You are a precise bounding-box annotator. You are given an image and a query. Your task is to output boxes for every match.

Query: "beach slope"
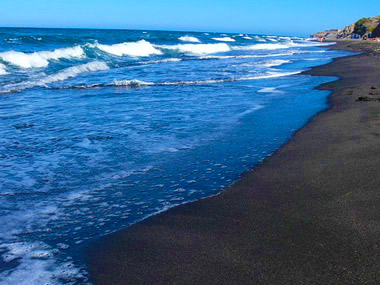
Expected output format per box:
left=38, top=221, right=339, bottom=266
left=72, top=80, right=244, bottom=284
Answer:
left=87, top=42, right=380, bottom=284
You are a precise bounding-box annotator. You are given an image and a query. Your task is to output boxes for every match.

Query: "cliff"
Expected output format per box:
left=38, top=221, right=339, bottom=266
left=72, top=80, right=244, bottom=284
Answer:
left=312, top=16, right=380, bottom=39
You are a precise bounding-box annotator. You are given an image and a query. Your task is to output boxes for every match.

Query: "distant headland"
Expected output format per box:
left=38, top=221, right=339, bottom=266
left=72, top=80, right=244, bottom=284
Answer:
left=312, top=16, right=380, bottom=40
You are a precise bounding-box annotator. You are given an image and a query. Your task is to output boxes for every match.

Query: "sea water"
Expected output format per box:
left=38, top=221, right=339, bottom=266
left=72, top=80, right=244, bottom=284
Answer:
left=0, top=28, right=351, bottom=284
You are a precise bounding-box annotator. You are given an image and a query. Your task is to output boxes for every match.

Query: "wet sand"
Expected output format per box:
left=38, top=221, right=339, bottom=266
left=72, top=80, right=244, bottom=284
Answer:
left=87, top=41, right=380, bottom=284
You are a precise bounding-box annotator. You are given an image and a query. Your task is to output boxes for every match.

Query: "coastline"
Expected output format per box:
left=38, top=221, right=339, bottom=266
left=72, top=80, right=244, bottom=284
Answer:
left=86, top=41, right=380, bottom=284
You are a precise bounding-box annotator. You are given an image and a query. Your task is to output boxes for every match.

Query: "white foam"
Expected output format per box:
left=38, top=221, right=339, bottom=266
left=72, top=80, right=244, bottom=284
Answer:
left=246, top=71, right=301, bottom=80
left=141, top=58, right=182, bottom=65
left=212, top=37, right=235, bottom=42
left=148, top=71, right=302, bottom=86
left=243, top=36, right=253, bottom=40
left=178, top=36, right=200, bottom=43
left=41, top=61, right=109, bottom=84
left=111, top=79, right=154, bottom=87
left=199, top=52, right=294, bottom=60
left=159, top=43, right=230, bottom=54
left=0, top=46, right=85, bottom=68
left=94, top=40, right=162, bottom=57
left=260, top=59, right=291, bottom=68
left=0, top=241, right=85, bottom=284
left=0, top=61, right=108, bottom=94
left=234, top=43, right=291, bottom=50
left=0, top=63, right=8, bottom=75
left=257, top=87, right=284, bottom=93
left=62, top=70, right=302, bottom=91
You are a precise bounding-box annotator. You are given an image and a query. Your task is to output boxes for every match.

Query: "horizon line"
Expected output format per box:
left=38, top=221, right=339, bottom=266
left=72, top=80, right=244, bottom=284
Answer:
left=0, top=25, right=304, bottom=38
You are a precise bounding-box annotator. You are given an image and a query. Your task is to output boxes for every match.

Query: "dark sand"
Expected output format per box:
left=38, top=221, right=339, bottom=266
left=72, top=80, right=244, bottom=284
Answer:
left=87, top=41, right=380, bottom=284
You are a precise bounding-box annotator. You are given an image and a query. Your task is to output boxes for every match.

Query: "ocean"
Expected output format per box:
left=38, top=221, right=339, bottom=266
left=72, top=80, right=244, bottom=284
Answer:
left=0, top=28, right=350, bottom=284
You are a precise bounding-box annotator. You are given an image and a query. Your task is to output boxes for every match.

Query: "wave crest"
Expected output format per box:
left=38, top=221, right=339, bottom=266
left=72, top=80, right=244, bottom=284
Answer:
left=178, top=36, right=200, bottom=43
left=0, top=46, right=85, bottom=68
left=235, top=43, right=291, bottom=50
left=93, top=40, right=162, bottom=57
left=0, top=63, right=8, bottom=75
left=54, top=71, right=302, bottom=91
left=41, top=61, right=109, bottom=84
left=111, top=79, right=153, bottom=87
left=212, top=37, right=235, bottom=42
left=159, top=43, right=230, bottom=55
left=0, top=61, right=109, bottom=94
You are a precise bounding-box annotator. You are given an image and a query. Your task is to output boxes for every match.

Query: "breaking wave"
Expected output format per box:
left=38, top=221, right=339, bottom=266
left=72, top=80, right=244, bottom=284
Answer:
left=52, top=71, right=302, bottom=91
left=178, top=36, right=200, bottom=43
left=212, top=37, right=235, bottom=42
left=0, top=61, right=109, bottom=94
left=0, top=63, right=8, bottom=75
left=235, top=43, right=292, bottom=50
left=199, top=52, right=295, bottom=60
left=158, top=43, right=230, bottom=54
left=40, top=61, right=109, bottom=84
left=0, top=46, right=85, bottom=68
left=260, top=59, right=291, bottom=67
left=91, top=40, right=162, bottom=57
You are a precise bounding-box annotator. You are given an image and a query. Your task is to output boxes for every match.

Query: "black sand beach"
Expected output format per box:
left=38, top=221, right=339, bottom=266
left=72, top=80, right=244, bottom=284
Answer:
left=87, top=41, right=380, bottom=284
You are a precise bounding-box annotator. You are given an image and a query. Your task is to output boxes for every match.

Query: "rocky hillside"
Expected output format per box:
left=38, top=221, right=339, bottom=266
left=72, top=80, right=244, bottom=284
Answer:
left=312, top=16, right=380, bottom=39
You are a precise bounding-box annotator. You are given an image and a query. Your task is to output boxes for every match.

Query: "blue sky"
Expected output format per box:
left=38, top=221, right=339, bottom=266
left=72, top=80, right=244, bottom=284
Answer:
left=1, top=0, right=380, bottom=36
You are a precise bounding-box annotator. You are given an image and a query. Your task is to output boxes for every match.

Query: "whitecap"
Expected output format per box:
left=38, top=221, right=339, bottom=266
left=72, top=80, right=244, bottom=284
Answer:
left=0, top=46, right=85, bottom=68
left=93, top=40, right=162, bottom=57
left=158, top=43, right=230, bottom=55
left=199, top=52, right=294, bottom=60
left=0, top=63, right=8, bottom=75
left=117, top=71, right=302, bottom=87
left=0, top=61, right=108, bottom=94
left=212, top=37, right=235, bottom=42
left=233, top=43, right=291, bottom=50
left=111, top=79, right=154, bottom=87
left=46, top=71, right=303, bottom=91
left=178, top=36, right=200, bottom=43
left=259, top=59, right=291, bottom=68
left=40, top=61, right=109, bottom=84
left=140, top=58, right=182, bottom=65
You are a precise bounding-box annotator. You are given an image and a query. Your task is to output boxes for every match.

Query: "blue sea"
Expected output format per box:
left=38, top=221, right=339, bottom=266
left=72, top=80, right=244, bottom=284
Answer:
left=0, top=28, right=350, bottom=284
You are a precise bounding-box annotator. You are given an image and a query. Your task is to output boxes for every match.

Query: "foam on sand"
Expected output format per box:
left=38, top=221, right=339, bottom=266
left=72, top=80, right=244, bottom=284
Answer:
left=178, top=36, right=200, bottom=43
left=93, top=40, right=162, bottom=57
left=159, top=43, right=230, bottom=55
left=212, top=37, right=236, bottom=42
left=0, top=46, right=85, bottom=68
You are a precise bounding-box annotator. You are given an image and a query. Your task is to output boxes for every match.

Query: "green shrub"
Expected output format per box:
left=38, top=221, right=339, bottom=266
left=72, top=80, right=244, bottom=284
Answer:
left=354, top=18, right=369, bottom=35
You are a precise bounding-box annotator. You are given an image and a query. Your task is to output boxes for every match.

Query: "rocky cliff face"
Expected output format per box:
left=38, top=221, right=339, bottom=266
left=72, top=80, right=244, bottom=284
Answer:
left=312, top=16, right=380, bottom=39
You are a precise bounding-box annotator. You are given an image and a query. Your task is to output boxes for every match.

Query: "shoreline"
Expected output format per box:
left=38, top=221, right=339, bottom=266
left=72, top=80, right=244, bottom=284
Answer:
left=86, top=41, right=380, bottom=284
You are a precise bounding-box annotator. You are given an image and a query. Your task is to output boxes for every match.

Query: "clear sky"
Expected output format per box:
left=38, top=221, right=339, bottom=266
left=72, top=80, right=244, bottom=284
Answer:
left=1, top=0, right=380, bottom=36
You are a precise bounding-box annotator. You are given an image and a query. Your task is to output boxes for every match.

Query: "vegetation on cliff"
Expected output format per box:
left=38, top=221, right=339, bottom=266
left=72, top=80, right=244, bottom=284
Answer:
left=312, top=15, right=380, bottom=39
left=353, top=16, right=380, bottom=36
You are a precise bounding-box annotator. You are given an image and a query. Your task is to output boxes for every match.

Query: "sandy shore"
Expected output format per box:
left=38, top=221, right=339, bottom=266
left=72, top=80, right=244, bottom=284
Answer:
left=86, top=41, right=380, bottom=284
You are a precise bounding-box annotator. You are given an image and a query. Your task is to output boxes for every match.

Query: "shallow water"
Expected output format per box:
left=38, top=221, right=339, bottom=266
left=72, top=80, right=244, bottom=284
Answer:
left=0, top=28, right=351, bottom=284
